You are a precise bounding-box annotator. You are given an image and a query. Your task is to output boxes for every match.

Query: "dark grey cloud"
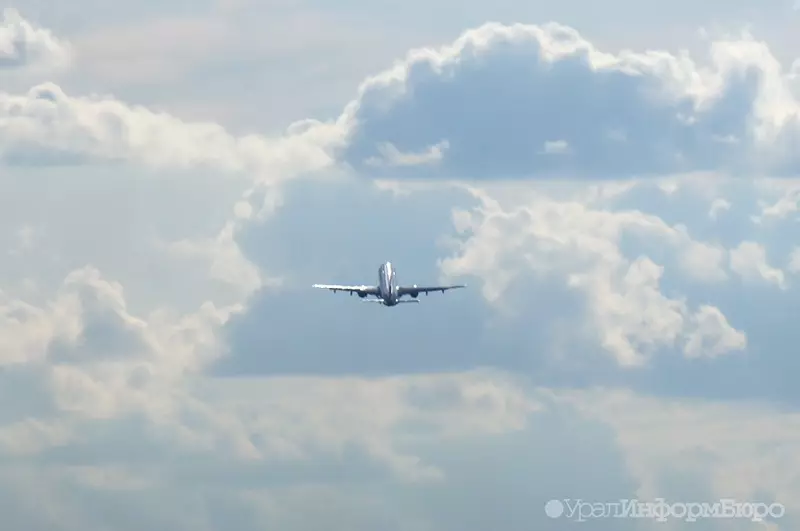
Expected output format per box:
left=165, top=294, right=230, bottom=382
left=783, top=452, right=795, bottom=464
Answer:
left=220, top=176, right=800, bottom=414
left=218, top=177, right=591, bottom=377
left=0, top=392, right=659, bottom=531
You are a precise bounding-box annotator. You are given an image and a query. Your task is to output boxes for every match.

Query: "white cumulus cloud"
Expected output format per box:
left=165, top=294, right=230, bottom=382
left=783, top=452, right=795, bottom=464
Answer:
left=729, top=241, right=786, bottom=288
left=439, top=184, right=743, bottom=365
left=0, top=8, right=71, bottom=72
left=0, top=83, right=340, bottom=186
left=336, top=22, right=800, bottom=180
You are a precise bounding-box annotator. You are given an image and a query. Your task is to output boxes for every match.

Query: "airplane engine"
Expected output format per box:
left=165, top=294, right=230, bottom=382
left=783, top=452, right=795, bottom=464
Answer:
left=410, top=285, right=418, bottom=298
left=358, top=292, right=367, bottom=298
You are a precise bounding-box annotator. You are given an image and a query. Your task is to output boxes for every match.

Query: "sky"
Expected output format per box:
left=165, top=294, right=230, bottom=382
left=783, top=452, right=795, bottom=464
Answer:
left=2, top=1, right=800, bottom=530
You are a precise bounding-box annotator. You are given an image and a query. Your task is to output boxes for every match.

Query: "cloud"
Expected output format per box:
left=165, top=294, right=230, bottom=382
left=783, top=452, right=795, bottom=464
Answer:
left=53, top=0, right=399, bottom=131
left=0, top=82, right=340, bottom=188
left=559, top=388, right=800, bottom=526
left=364, top=139, right=449, bottom=168
left=709, top=197, right=731, bottom=219
left=437, top=184, right=744, bottom=366
left=729, top=241, right=786, bottom=288
left=752, top=179, right=800, bottom=223
left=789, top=247, right=800, bottom=272
left=0, top=8, right=71, bottom=72
left=223, top=171, right=800, bottom=413
left=0, top=11, right=340, bottom=186
left=337, top=22, right=800, bottom=180
left=0, top=370, right=798, bottom=530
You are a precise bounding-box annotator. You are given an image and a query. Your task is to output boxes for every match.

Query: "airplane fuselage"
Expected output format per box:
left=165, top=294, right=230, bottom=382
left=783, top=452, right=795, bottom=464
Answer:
left=378, top=261, right=399, bottom=306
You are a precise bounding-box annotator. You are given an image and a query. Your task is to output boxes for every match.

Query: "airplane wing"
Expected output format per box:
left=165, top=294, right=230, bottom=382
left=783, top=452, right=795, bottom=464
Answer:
left=312, top=284, right=380, bottom=297
left=397, top=284, right=466, bottom=297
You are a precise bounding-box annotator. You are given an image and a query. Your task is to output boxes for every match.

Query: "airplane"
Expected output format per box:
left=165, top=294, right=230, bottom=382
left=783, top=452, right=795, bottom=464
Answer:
left=312, top=261, right=466, bottom=306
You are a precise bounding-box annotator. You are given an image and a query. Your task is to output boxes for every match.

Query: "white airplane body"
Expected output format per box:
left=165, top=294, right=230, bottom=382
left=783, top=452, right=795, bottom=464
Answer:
left=313, top=262, right=465, bottom=306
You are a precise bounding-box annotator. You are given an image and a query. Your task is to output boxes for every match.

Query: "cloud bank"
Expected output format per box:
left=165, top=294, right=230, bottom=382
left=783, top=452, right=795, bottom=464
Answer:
left=339, top=22, right=800, bottom=180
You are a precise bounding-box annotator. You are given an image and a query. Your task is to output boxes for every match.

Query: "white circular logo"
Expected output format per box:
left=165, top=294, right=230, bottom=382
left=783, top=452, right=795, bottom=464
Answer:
left=545, top=499, right=564, bottom=518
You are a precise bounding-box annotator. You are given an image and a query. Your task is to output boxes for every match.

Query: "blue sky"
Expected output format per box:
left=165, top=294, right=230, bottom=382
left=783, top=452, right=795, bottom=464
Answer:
left=2, top=3, right=800, bottom=530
